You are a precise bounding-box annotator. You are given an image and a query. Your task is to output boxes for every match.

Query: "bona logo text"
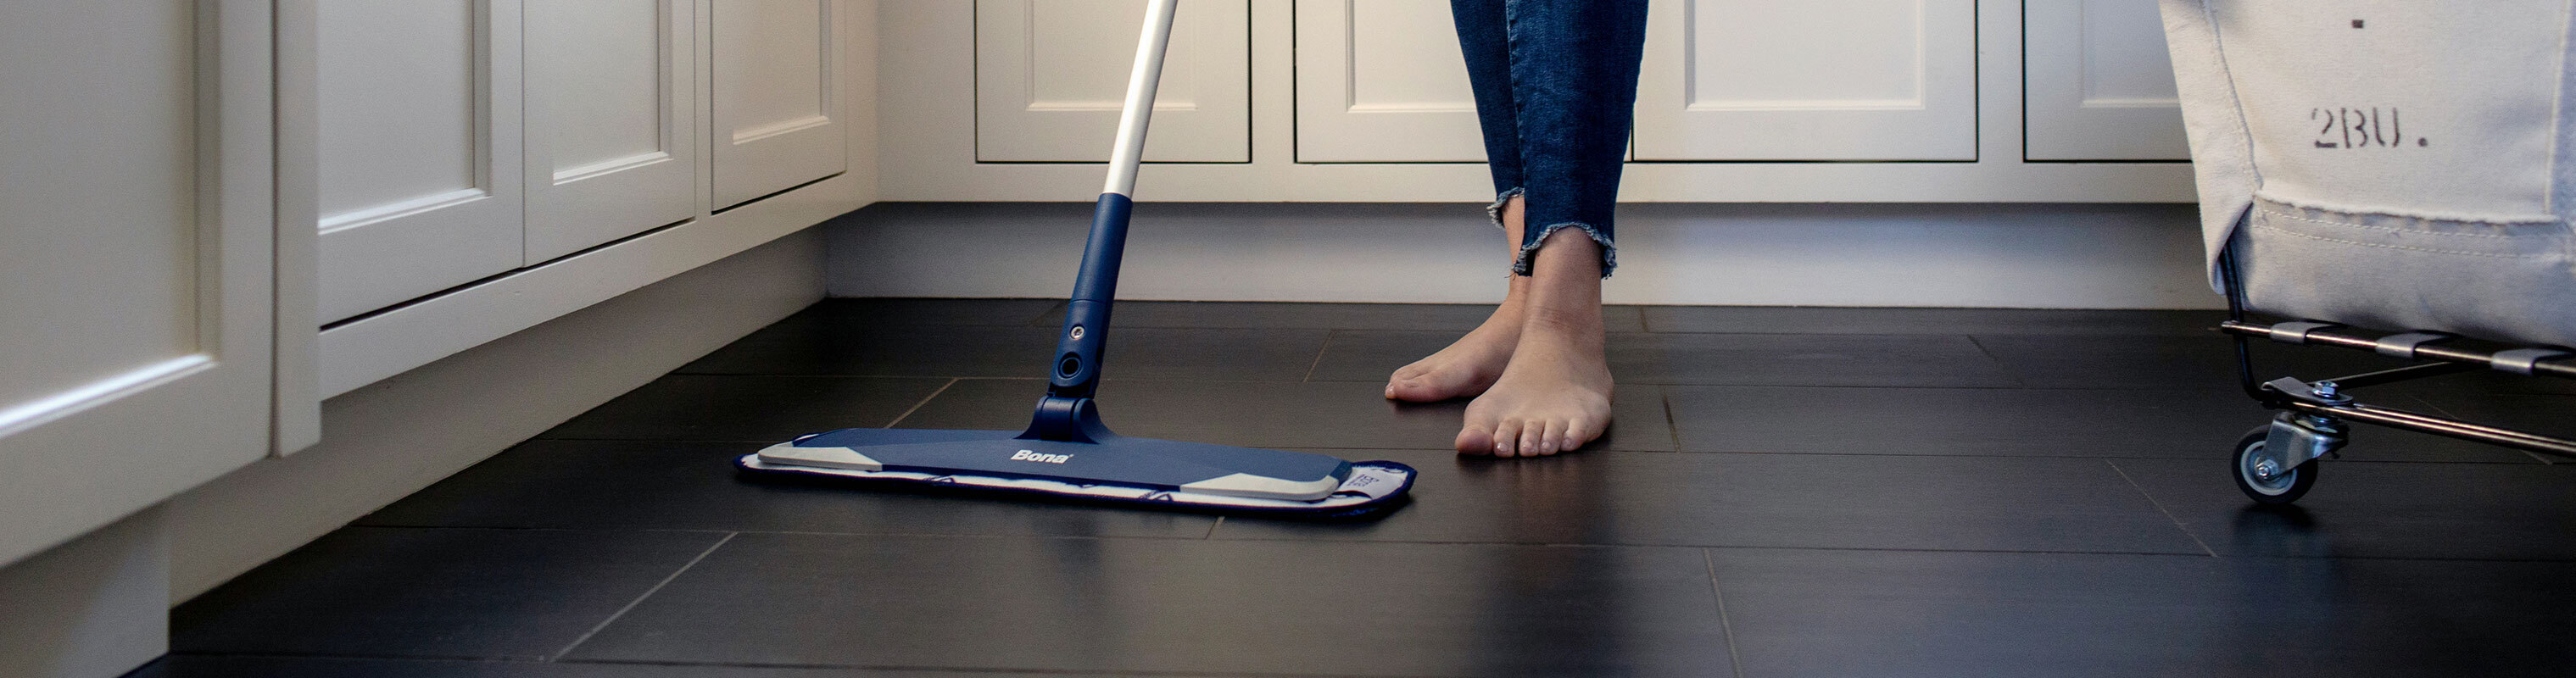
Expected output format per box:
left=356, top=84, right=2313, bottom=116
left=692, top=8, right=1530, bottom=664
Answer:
left=1010, top=449, right=1072, bottom=464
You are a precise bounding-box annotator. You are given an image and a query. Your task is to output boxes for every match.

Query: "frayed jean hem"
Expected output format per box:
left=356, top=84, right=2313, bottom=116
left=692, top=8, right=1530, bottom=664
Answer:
left=1512, top=221, right=1616, bottom=279
left=1486, top=187, right=1525, bottom=228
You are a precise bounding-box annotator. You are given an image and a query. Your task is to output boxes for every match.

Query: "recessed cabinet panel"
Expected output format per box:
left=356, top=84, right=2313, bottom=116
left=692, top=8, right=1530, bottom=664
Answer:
left=975, top=0, right=1250, bottom=163
left=1633, top=0, right=1977, bottom=161
left=525, top=0, right=700, bottom=262
left=315, top=0, right=525, bottom=323
left=711, top=0, right=845, bottom=208
left=2024, top=0, right=2187, bottom=160
left=1, top=0, right=274, bottom=566
left=1294, top=0, right=1484, bottom=163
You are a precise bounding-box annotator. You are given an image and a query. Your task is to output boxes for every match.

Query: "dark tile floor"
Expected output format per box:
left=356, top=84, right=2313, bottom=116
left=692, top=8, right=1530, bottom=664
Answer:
left=142, top=299, right=2576, bottom=677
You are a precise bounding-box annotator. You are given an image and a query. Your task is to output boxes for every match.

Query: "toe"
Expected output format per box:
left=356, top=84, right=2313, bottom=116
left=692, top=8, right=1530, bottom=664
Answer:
left=1536, top=420, right=1565, bottom=456
left=1457, top=399, right=1500, bottom=454
left=1492, top=418, right=1525, bottom=458
left=1453, top=425, right=1494, bottom=455
left=1565, top=416, right=1604, bottom=452
left=1388, top=377, right=1447, bottom=403
left=1386, top=362, right=1430, bottom=399
left=1389, top=364, right=1473, bottom=403
left=1518, top=420, right=1547, bottom=458
left=1455, top=405, right=1497, bottom=455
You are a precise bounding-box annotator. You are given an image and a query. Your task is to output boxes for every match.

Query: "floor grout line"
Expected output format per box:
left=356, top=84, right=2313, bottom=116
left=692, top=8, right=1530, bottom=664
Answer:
left=1660, top=389, right=1685, bottom=451
left=615, top=370, right=2367, bottom=393
left=320, top=525, right=2576, bottom=564
left=174, top=650, right=1406, bottom=678
left=1205, top=516, right=1224, bottom=540
left=1302, top=331, right=1336, bottom=383
left=1960, top=334, right=2033, bottom=388
left=1703, top=548, right=1748, bottom=678
left=883, top=378, right=961, bottom=429
left=502, top=441, right=2555, bottom=469
left=551, top=531, right=737, bottom=660
left=2105, top=459, right=2219, bottom=558
left=555, top=655, right=1429, bottom=677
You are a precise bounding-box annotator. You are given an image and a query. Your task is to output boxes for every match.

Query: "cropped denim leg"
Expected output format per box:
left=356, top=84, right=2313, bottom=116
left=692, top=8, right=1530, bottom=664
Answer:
left=1449, top=0, right=1648, bottom=279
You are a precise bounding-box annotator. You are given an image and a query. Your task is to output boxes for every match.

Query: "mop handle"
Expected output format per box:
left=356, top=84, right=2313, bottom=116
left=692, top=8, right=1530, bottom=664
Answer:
left=1040, top=0, right=1181, bottom=408
left=1102, top=0, right=1179, bottom=197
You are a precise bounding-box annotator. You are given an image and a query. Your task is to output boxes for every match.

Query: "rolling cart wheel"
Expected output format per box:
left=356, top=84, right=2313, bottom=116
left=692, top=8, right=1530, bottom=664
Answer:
left=2232, top=425, right=2317, bottom=504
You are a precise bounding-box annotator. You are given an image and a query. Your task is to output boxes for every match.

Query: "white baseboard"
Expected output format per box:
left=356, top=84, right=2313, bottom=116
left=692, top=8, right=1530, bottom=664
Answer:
left=0, top=508, right=166, bottom=678
left=827, top=202, right=2222, bottom=309
left=167, top=229, right=826, bottom=603
left=318, top=174, right=867, bottom=399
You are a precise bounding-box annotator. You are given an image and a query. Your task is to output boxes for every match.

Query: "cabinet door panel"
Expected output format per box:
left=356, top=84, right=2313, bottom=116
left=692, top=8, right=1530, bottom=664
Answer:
left=525, top=0, right=699, bottom=262
left=2024, top=0, right=2186, bottom=160
left=315, top=0, right=524, bottom=323
left=1633, top=0, right=1977, bottom=161
left=1294, top=0, right=1483, bottom=163
left=975, top=0, right=1250, bottom=163
left=711, top=0, right=845, bottom=208
left=0, top=0, right=273, bottom=566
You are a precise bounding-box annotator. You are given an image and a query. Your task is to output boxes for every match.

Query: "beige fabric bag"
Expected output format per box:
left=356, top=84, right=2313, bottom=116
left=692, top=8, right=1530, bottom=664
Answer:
left=2161, top=1, right=2576, bottom=347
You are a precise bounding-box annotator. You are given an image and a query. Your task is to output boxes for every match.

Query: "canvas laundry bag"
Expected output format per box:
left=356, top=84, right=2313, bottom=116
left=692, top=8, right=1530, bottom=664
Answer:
left=2161, top=1, right=2576, bottom=347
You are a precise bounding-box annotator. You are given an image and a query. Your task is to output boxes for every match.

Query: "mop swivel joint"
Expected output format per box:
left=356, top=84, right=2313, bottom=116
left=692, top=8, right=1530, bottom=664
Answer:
left=1019, top=394, right=1117, bottom=444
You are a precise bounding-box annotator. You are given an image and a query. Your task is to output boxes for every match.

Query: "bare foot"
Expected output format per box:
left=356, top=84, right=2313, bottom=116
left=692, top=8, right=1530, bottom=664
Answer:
left=1387, top=196, right=1530, bottom=403
left=1385, top=297, right=1520, bottom=402
left=1456, top=230, right=1614, bottom=457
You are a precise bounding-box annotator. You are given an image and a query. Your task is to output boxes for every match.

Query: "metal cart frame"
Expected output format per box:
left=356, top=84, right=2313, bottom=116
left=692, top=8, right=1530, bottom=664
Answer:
left=2215, top=248, right=2576, bottom=503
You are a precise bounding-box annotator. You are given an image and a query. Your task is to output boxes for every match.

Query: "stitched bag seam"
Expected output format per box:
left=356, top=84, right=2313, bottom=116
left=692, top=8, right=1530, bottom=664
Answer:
left=2257, top=208, right=2565, bottom=240
left=2250, top=222, right=2553, bottom=258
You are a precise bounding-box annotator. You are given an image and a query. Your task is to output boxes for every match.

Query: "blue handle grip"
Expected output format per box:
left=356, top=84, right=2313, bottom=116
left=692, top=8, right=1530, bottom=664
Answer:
left=1046, top=192, right=1133, bottom=399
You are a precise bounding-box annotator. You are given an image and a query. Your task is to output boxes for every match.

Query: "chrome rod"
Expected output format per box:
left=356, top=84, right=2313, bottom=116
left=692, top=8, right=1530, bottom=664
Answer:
left=1101, top=0, right=1179, bottom=197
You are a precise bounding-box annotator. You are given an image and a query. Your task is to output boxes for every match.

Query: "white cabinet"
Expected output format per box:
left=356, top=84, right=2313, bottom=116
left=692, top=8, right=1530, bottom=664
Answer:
left=974, top=0, right=1250, bottom=163
left=0, top=0, right=277, bottom=566
left=315, top=0, right=526, bottom=323
left=2023, top=0, right=2187, bottom=161
left=1289, top=0, right=1982, bottom=164
left=881, top=0, right=2208, bottom=201
left=299, top=0, right=872, bottom=397
left=310, top=0, right=842, bottom=320
left=1632, top=0, right=1979, bottom=161
left=1293, top=0, right=1483, bottom=163
left=524, top=0, right=702, bottom=263
left=712, top=0, right=847, bottom=208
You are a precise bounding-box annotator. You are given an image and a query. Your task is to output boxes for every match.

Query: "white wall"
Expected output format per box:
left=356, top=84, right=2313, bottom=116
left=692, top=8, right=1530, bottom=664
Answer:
left=827, top=203, right=2221, bottom=309
left=168, top=228, right=825, bottom=603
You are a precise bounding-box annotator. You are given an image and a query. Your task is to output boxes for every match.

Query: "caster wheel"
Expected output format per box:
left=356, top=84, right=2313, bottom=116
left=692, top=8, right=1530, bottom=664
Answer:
left=2232, top=425, right=2317, bottom=504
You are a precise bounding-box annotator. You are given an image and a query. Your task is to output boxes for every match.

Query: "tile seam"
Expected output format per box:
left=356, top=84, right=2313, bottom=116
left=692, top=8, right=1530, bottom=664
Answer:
left=551, top=531, right=739, bottom=660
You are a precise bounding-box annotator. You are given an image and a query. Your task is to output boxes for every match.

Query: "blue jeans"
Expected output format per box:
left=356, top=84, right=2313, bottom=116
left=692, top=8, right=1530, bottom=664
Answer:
left=1451, top=0, right=1648, bottom=278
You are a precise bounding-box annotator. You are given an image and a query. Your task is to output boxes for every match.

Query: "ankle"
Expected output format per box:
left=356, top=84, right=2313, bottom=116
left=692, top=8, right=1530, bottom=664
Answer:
left=1520, top=302, right=1602, bottom=337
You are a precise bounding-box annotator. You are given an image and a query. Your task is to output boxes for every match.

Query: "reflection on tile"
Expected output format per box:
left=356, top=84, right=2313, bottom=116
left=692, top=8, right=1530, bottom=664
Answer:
left=1644, top=306, right=2226, bottom=336
left=172, top=528, right=725, bottom=659
left=895, top=378, right=1675, bottom=452
left=2116, top=458, right=2576, bottom=560
left=360, top=439, right=1218, bottom=538
left=681, top=323, right=1327, bottom=382
left=154, top=302, right=2576, bottom=676
left=567, top=533, right=1734, bottom=676
left=1036, top=300, right=1650, bottom=332
left=541, top=375, right=951, bottom=441
left=1664, top=385, right=2537, bottom=463
left=1217, top=450, right=2203, bottom=554
left=1309, top=331, right=2016, bottom=386
left=125, top=655, right=998, bottom=677
left=1712, top=547, right=2576, bottom=677
left=800, top=297, right=1062, bottom=326
left=1971, top=333, right=2387, bottom=389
